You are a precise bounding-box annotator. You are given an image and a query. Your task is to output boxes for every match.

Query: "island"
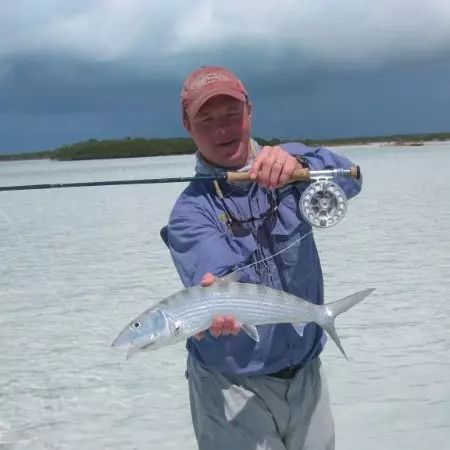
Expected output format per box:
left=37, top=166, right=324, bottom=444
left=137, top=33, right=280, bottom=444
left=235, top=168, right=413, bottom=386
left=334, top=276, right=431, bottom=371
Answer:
left=1, top=132, right=449, bottom=162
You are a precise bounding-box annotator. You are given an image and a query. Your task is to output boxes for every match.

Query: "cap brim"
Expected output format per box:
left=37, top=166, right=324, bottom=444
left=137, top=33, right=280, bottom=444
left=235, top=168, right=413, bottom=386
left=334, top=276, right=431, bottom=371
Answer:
left=186, top=87, right=246, bottom=117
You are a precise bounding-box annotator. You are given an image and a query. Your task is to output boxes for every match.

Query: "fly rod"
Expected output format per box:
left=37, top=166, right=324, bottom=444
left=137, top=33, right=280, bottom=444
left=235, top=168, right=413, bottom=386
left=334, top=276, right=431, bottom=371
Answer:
left=0, top=165, right=361, bottom=229
left=0, top=166, right=360, bottom=192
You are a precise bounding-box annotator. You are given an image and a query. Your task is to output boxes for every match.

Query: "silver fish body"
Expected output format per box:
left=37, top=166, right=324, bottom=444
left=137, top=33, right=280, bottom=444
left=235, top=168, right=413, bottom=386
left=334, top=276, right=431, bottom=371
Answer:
left=112, top=276, right=375, bottom=360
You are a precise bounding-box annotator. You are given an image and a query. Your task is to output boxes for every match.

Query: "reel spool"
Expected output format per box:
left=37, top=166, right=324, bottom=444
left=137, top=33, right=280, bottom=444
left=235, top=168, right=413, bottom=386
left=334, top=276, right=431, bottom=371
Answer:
left=299, top=178, right=348, bottom=228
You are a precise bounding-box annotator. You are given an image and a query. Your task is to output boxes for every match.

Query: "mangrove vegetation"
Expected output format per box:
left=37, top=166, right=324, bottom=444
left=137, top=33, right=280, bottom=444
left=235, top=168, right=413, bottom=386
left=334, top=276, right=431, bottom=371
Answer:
left=1, top=132, right=449, bottom=162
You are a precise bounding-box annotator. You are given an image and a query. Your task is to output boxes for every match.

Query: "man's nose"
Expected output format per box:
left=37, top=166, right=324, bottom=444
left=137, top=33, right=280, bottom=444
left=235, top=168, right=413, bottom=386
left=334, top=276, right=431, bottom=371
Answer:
left=215, top=127, right=227, bottom=136
left=214, top=119, right=231, bottom=134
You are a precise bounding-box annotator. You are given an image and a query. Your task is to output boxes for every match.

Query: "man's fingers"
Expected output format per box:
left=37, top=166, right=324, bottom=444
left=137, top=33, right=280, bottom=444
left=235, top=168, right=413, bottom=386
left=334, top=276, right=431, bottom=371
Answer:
left=209, top=316, right=225, bottom=337
left=257, top=148, right=281, bottom=188
left=269, top=160, right=284, bottom=189
left=198, top=278, right=242, bottom=339
left=278, top=156, right=298, bottom=186
left=249, top=146, right=270, bottom=179
left=200, top=272, right=216, bottom=287
left=221, top=315, right=238, bottom=336
left=258, top=158, right=275, bottom=188
left=207, top=316, right=241, bottom=337
left=250, top=146, right=296, bottom=189
left=231, top=320, right=241, bottom=335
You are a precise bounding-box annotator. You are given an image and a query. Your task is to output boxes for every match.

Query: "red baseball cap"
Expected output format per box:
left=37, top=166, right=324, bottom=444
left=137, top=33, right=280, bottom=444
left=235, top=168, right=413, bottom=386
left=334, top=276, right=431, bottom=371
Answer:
left=181, top=65, right=248, bottom=117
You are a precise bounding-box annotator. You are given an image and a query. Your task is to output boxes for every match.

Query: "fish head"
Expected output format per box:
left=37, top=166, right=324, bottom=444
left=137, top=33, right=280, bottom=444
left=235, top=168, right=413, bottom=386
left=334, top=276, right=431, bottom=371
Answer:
left=111, top=308, right=181, bottom=359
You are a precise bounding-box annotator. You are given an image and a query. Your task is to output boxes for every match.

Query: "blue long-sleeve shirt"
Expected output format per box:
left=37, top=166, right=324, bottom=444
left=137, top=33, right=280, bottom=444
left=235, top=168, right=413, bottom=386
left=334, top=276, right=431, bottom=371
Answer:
left=160, top=141, right=362, bottom=376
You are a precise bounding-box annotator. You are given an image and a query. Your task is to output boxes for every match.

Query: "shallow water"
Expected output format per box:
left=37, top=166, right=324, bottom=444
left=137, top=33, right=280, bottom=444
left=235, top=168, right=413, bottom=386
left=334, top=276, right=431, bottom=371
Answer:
left=1, top=142, right=449, bottom=449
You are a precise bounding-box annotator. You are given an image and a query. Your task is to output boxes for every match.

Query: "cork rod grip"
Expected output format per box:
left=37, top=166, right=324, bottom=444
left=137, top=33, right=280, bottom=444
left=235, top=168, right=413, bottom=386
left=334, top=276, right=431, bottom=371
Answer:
left=226, top=165, right=360, bottom=183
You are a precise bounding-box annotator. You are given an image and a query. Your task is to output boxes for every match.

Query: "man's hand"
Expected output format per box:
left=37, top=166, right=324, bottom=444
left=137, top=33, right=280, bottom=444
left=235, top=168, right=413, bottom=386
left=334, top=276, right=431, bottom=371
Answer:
left=194, top=272, right=241, bottom=340
left=249, top=145, right=302, bottom=190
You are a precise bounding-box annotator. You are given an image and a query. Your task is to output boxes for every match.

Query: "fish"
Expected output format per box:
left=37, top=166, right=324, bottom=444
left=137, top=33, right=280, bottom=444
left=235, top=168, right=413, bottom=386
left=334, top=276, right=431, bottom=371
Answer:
left=111, top=273, right=375, bottom=360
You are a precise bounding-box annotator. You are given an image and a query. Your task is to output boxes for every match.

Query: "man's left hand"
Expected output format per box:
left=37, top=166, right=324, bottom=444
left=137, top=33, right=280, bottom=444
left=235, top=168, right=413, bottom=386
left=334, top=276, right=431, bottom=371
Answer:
left=249, top=146, right=303, bottom=190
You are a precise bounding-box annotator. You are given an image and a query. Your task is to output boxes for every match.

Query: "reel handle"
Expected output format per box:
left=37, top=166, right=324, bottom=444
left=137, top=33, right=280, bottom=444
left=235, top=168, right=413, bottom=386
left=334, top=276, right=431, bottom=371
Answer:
left=226, top=165, right=361, bottom=183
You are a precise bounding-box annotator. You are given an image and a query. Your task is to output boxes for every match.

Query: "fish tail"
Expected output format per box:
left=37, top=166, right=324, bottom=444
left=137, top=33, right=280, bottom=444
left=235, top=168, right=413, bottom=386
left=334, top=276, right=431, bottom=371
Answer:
left=319, top=288, right=376, bottom=360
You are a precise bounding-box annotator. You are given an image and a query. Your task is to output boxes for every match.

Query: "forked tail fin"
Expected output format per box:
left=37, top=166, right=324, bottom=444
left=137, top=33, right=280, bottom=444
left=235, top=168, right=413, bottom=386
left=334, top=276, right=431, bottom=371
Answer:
left=320, top=288, right=376, bottom=360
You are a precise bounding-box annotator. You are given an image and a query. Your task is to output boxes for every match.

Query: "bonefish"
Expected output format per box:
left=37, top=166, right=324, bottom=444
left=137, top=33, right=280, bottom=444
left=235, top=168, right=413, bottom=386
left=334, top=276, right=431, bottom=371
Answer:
left=112, top=274, right=375, bottom=359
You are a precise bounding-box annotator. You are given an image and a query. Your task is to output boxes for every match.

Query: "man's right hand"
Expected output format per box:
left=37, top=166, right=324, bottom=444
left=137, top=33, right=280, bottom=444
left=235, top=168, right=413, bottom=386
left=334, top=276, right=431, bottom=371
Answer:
left=194, top=272, right=241, bottom=340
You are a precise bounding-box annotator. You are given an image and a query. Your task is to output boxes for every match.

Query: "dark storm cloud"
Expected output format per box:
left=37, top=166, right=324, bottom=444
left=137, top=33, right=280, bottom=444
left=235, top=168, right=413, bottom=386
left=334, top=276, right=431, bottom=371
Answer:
left=1, top=1, right=449, bottom=152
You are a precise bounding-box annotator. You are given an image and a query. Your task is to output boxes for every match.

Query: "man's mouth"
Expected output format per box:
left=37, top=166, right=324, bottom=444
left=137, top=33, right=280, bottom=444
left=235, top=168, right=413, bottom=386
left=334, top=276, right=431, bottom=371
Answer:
left=218, top=139, right=237, bottom=147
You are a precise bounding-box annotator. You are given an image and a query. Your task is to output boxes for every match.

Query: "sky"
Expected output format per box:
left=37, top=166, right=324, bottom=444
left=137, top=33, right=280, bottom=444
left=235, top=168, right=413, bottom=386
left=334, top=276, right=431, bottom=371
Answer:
left=1, top=0, right=450, bottom=154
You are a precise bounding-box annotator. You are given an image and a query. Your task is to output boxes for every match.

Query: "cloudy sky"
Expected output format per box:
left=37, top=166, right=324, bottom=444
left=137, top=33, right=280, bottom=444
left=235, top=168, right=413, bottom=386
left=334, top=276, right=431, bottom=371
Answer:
left=1, top=0, right=450, bottom=153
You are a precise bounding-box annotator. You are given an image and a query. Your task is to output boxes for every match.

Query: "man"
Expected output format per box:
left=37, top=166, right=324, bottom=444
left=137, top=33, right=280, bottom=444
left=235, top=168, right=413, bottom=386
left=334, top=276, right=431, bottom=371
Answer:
left=160, top=65, right=363, bottom=450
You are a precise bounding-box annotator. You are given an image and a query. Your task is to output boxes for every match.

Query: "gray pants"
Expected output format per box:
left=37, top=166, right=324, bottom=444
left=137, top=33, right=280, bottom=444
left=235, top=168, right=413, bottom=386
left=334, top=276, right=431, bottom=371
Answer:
left=186, top=355, right=335, bottom=450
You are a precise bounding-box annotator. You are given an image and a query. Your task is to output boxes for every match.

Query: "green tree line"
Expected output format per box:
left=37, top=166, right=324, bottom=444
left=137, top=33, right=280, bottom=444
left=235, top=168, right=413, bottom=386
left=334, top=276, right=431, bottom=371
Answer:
left=1, top=132, right=449, bottom=162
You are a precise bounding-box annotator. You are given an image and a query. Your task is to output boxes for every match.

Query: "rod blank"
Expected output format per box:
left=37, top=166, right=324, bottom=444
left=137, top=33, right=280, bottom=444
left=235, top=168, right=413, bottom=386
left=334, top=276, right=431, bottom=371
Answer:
left=0, top=166, right=360, bottom=192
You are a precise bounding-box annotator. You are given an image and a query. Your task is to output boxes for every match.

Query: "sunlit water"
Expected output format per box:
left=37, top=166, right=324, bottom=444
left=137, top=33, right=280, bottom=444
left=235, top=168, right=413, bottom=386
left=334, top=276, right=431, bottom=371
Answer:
left=0, top=142, right=449, bottom=449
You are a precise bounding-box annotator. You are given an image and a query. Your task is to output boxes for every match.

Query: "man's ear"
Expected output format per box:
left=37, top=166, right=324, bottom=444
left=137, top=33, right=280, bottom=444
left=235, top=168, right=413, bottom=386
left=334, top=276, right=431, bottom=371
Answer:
left=247, top=101, right=253, bottom=119
left=182, top=110, right=191, bottom=132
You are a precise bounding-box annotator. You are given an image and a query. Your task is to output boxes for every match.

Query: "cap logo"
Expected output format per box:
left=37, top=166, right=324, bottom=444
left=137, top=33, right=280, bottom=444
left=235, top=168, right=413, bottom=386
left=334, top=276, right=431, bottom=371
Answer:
left=187, top=71, right=233, bottom=92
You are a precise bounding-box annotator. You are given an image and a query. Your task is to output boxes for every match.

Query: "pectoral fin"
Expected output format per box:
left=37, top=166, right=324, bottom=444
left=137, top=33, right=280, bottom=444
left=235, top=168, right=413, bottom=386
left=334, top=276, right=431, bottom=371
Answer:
left=241, top=324, right=260, bottom=342
left=292, top=322, right=307, bottom=337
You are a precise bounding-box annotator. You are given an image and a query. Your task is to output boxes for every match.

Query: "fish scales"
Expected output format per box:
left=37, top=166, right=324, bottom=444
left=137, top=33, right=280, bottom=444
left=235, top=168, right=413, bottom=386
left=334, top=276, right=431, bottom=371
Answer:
left=147, top=282, right=321, bottom=340
left=111, top=278, right=376, bottom=360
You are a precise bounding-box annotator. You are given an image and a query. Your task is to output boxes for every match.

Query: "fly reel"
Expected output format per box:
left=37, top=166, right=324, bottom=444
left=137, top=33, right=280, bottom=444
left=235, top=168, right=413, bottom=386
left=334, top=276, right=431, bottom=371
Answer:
left=299, top=178, right=348, bottom=228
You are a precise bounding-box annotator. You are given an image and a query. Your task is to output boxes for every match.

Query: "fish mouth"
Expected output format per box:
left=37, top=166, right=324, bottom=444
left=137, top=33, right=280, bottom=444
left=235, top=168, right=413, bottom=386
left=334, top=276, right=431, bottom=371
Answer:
left=111, top=332, right=129, bottom=350
left=125, top=343, right=141, bottom=360
left=112, top=335, right=155, bottom=359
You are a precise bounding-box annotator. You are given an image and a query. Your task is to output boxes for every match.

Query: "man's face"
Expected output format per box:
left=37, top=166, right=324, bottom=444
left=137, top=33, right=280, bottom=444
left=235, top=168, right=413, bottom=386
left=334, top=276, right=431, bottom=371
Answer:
left=186, top=94, right=252, bottom=168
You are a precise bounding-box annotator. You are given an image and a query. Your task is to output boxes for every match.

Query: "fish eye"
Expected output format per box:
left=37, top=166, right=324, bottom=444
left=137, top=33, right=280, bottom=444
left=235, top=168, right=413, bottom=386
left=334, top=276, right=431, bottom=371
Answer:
left=131, top=321, right=141, bottom=329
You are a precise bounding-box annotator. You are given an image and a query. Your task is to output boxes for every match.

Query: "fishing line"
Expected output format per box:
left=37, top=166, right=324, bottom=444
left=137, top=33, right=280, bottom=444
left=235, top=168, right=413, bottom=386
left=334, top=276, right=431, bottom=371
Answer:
left=0, top=207, right=40, bottom=282
left=228, top=229, right=313, bottom=278
left=0, top=202, right=139, bottom=445
left=0, top=205, right=79, bottom=448
left=0, top=206, right=66, bottom=299
left=0, top=161, right=360, bottom=442
left=0, top=208, right=37, bottom=261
